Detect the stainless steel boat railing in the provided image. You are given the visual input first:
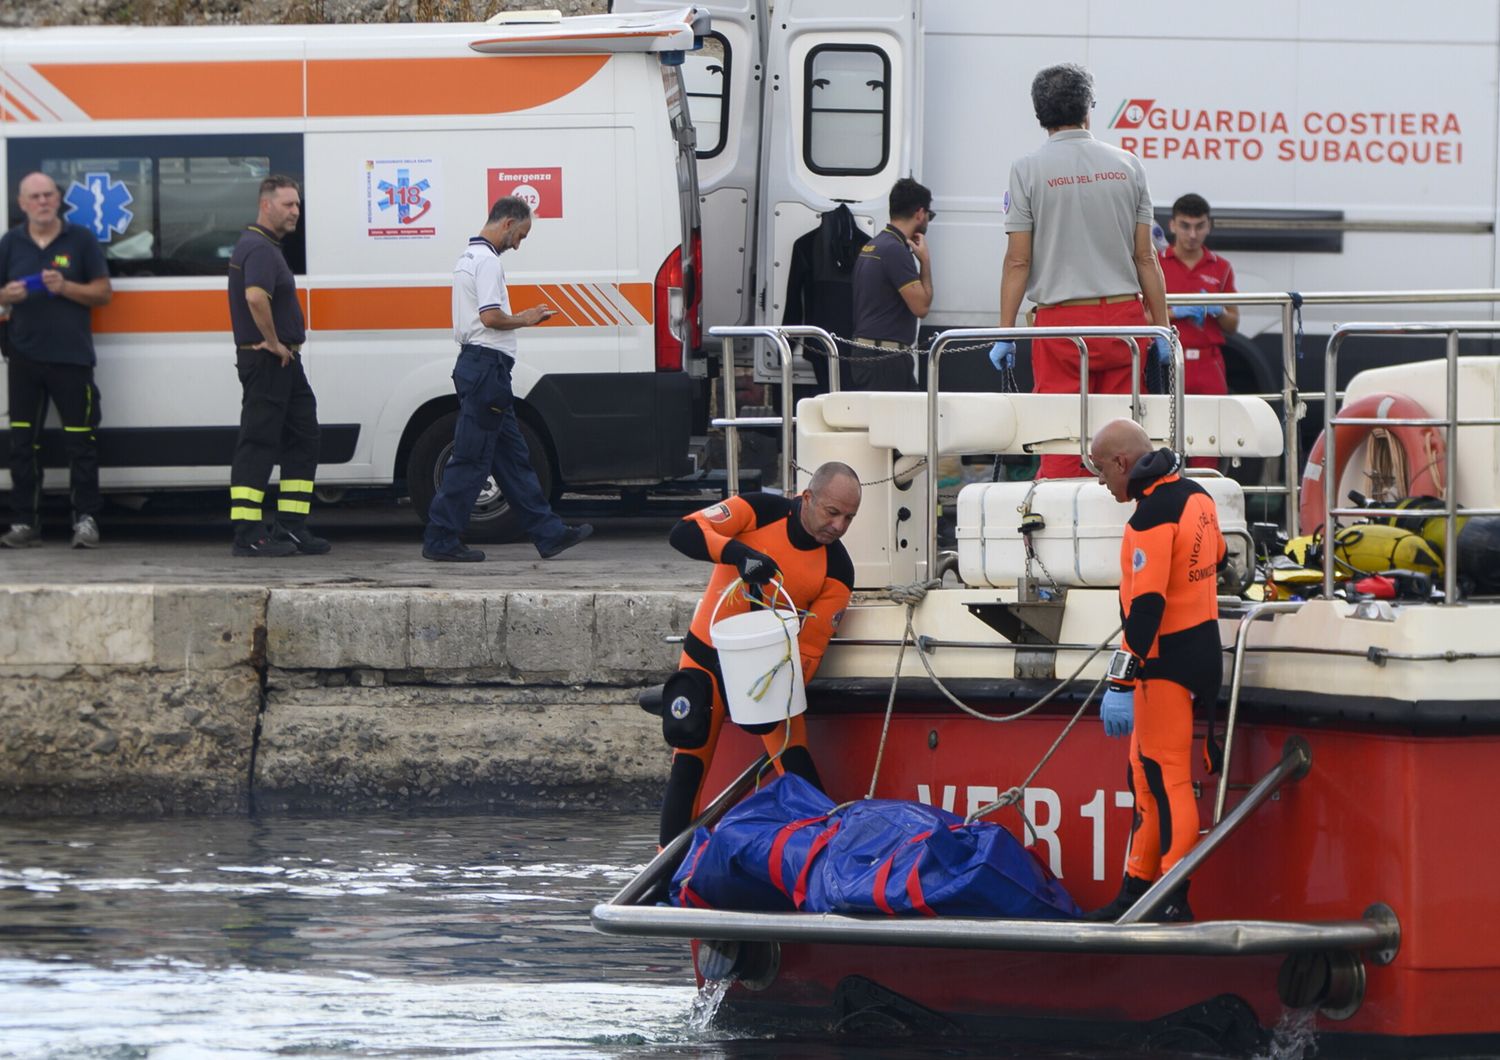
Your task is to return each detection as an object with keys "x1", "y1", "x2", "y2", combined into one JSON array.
[
  {"x1": 922, "y1": 325, "x2": 1181, "y2": 577},
  {"x1": 1319, "y1": 322, "x2": 1500, "y2": 602}
]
